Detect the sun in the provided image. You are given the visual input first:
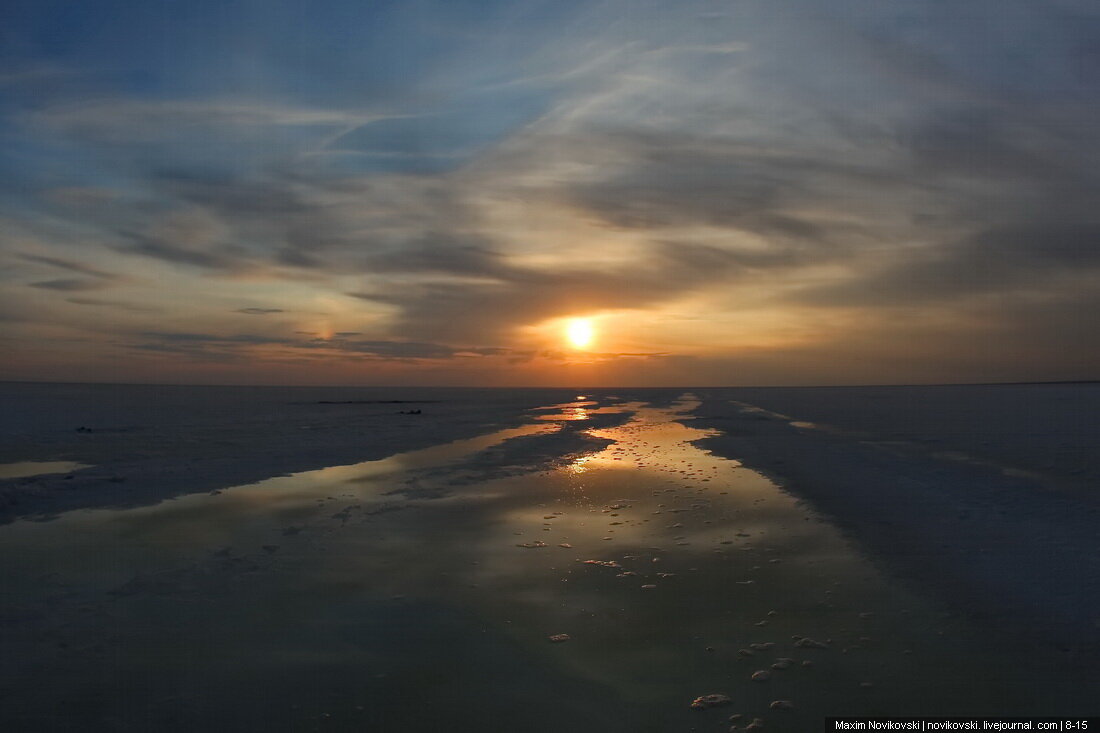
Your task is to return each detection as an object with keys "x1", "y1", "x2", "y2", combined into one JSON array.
[{"x1": 566, "y1": 318, "x2": 594, "y2": 349}]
